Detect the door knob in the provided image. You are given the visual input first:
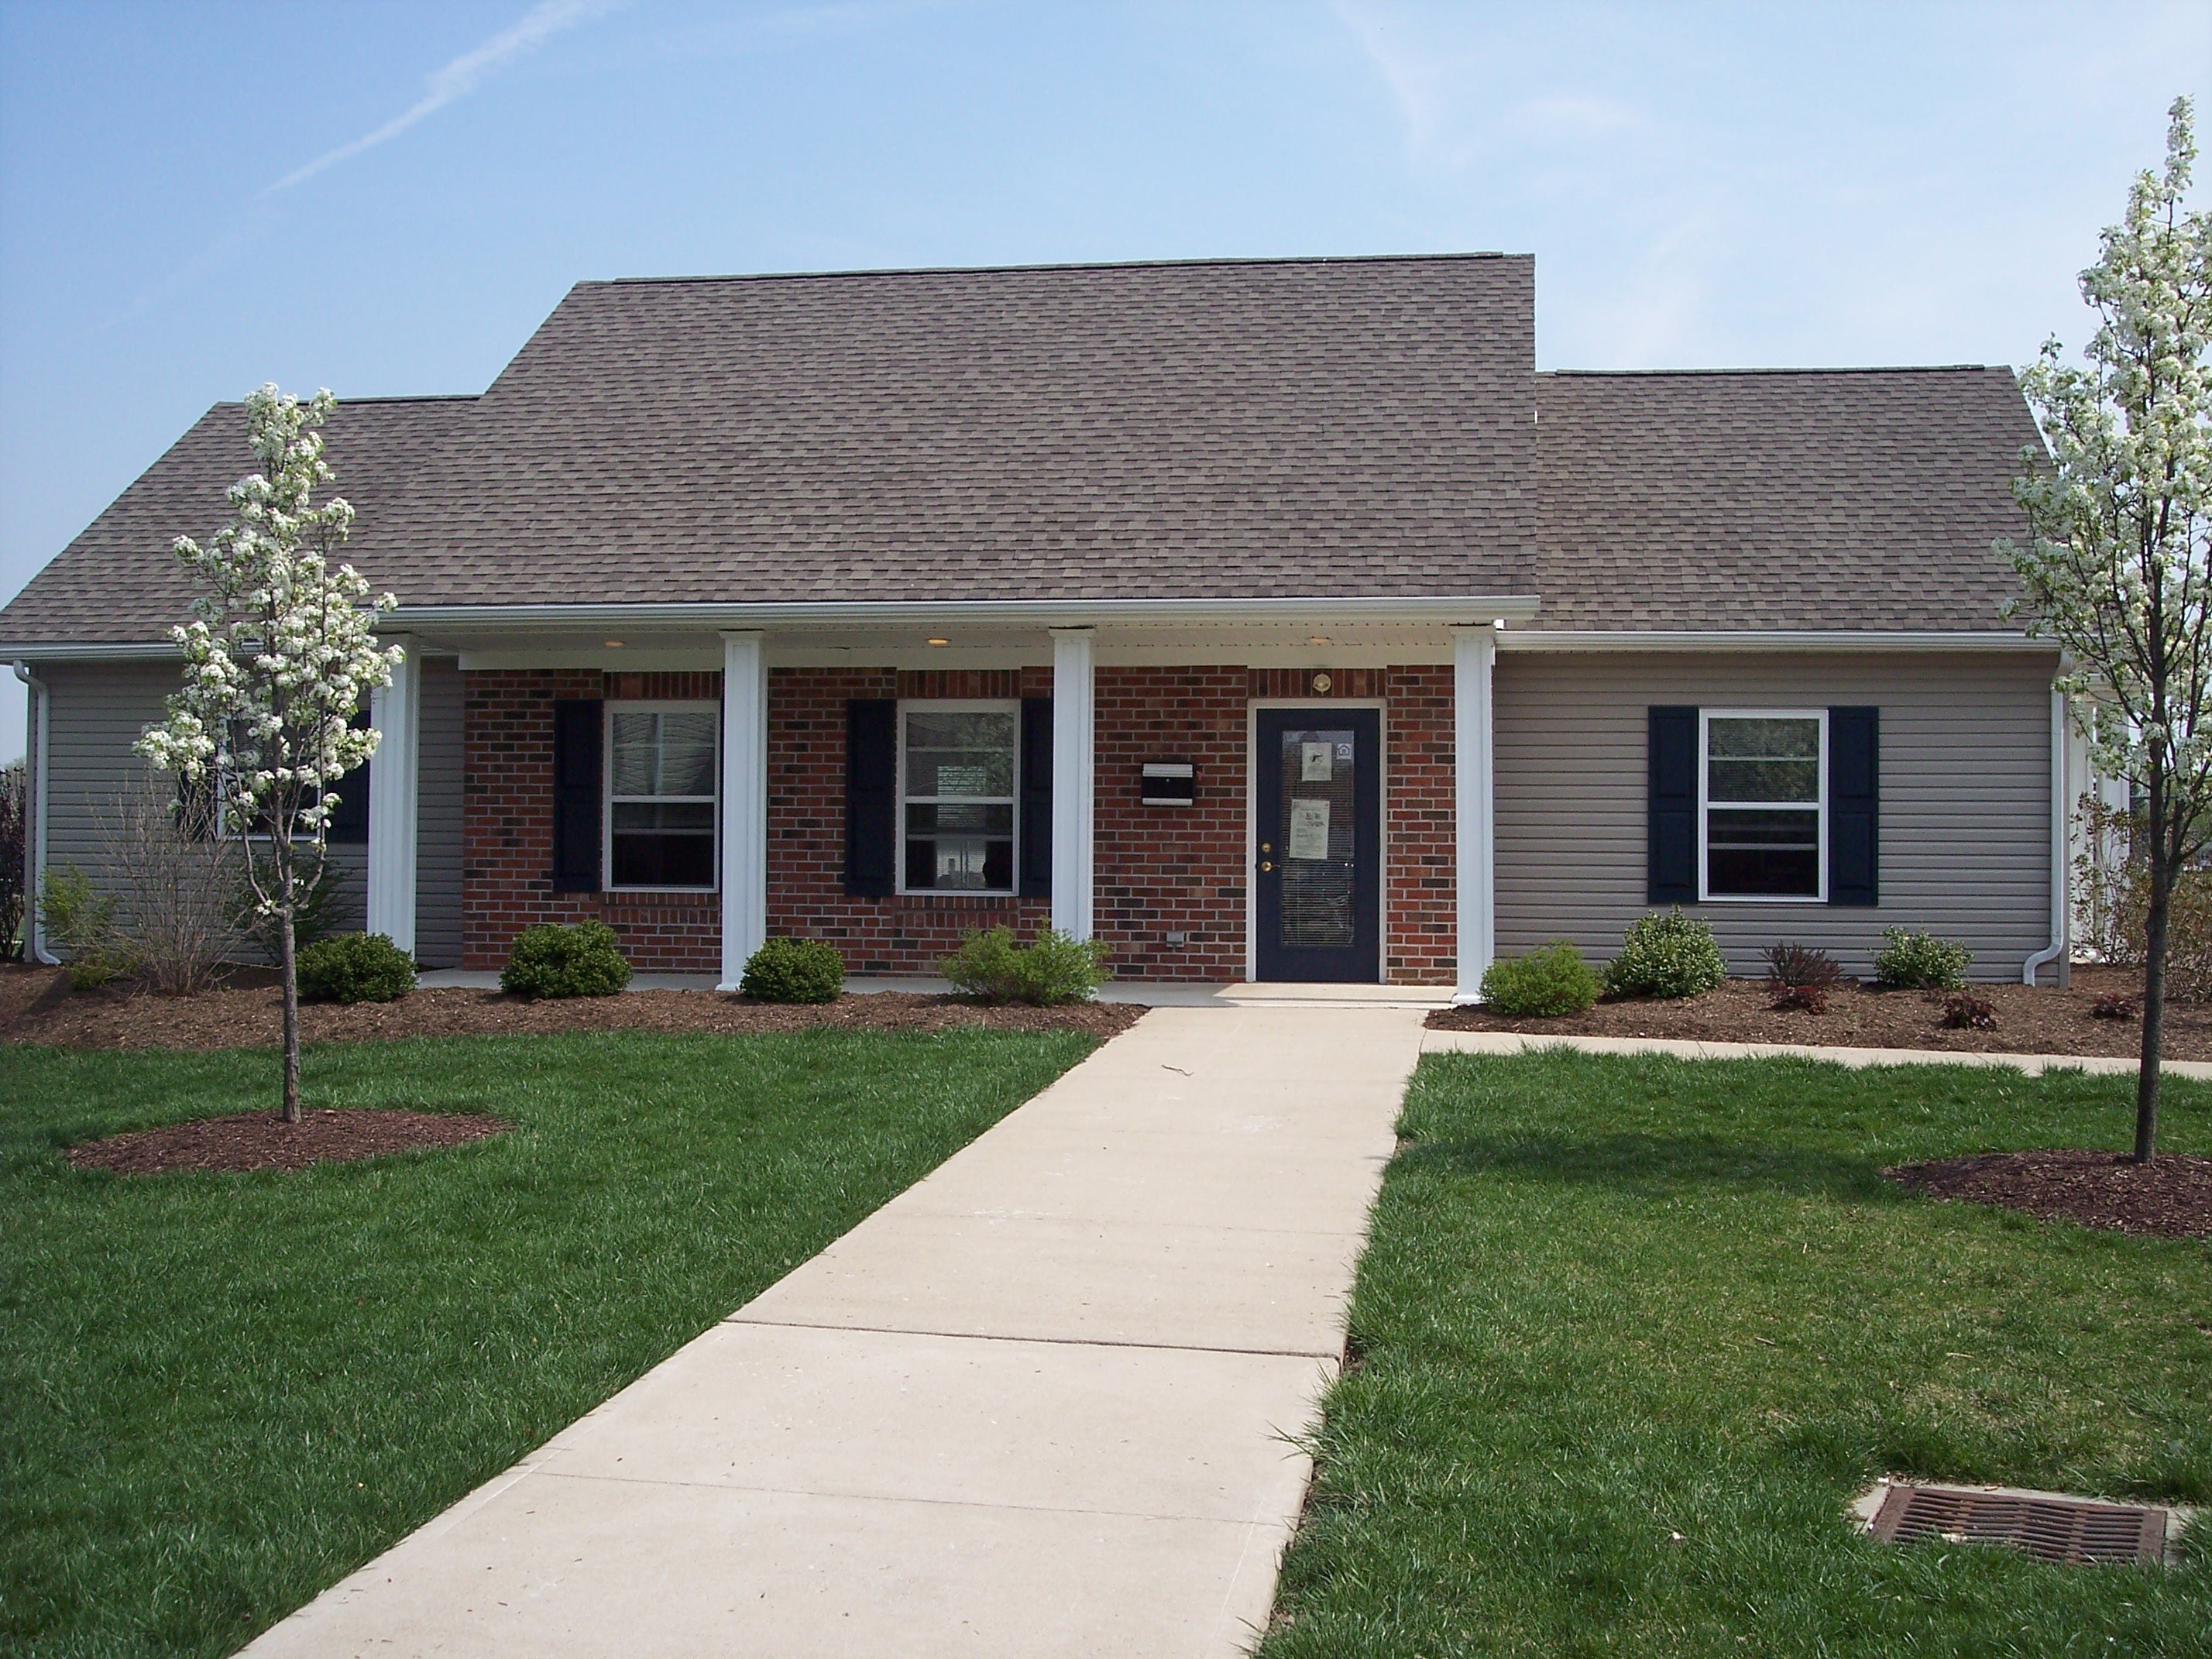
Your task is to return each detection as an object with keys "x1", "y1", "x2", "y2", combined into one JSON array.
[{"x1": 1259, "y1": 860, "x2": 1274, "y2": 873}]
